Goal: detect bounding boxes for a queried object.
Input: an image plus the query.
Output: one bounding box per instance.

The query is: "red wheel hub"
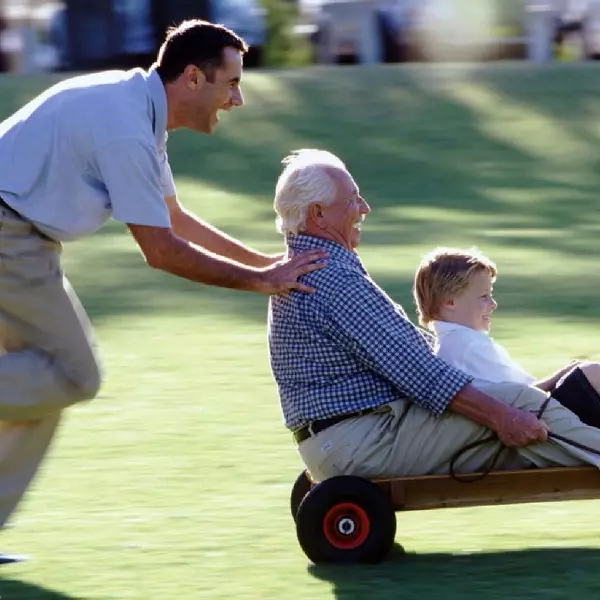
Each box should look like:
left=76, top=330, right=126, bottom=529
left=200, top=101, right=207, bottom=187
left=323, top=502, right=370, bottom=550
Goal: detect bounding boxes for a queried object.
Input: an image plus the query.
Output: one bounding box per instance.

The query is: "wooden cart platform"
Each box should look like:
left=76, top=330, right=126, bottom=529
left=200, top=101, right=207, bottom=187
left=374, top=466, right=600, bottom=511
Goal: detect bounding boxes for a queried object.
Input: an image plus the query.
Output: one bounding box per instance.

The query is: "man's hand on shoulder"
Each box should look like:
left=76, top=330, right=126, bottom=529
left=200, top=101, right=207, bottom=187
left=254, top=250, right=328, bottom=295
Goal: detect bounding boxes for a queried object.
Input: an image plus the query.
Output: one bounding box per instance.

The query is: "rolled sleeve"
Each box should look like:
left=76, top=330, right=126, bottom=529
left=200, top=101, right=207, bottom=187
left=323, top=274, right=472, bottom=415
left=93, top=137, right=171, bottom=228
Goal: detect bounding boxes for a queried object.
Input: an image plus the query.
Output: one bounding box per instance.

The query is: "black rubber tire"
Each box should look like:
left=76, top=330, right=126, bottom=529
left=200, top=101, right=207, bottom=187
left=290, top=470, right=313, bottom=522
left=295, top=476, right=396, bottom=564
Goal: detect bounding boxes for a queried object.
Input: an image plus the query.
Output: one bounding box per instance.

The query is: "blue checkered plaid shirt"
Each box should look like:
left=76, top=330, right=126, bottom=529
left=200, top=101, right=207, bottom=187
left=268, top=234, right=472, bottom=431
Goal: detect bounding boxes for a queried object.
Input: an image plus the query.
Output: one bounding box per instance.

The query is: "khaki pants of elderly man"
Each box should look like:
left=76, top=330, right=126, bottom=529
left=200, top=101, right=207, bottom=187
left=298, top=381, right=600, bottom=482
left=0, top=203, right=101, bottom=528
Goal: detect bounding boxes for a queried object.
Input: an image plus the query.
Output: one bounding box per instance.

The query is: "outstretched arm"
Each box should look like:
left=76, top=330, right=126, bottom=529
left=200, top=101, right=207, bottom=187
left=165, top=195, right=282, bottom=268
left=128, top=224, right=325, bottom=295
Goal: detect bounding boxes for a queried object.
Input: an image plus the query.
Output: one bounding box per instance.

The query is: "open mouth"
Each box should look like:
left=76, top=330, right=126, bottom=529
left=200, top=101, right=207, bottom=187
left=353, top=218, right=365, bottom=230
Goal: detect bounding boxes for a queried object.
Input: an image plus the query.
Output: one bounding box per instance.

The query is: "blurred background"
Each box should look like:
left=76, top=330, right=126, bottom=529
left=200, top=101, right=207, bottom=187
left=1, top=0, right=600, bottom=73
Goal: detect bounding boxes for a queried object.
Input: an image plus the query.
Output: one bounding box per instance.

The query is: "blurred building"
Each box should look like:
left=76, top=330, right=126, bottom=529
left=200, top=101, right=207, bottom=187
left=305, top=0, right=600, bottom=64
left=0, top=0, right=266, bottom=72
left=1, top=0, right=600, bottom=72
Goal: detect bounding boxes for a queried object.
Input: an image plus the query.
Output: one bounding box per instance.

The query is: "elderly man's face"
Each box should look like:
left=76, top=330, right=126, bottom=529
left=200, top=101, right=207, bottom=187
left=315, top=168, right=370, bottom=250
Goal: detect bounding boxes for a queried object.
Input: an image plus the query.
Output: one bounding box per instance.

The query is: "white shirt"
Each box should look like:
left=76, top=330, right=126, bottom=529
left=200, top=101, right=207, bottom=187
left=431, top=321, right=536, bottom=387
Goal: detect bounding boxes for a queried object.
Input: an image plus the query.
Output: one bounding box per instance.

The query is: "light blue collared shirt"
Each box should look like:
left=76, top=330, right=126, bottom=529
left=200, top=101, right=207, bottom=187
left=0, top=68, right=174, bottom=241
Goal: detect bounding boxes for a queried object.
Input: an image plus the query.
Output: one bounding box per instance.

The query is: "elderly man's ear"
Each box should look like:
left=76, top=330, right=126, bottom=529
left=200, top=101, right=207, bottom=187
left=308, top=204, right=324, bottom=225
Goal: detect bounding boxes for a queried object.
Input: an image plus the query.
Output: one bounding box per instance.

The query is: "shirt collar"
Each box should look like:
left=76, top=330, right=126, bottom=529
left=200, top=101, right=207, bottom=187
left=145, top=67, right=168, bottom=147
left=286, top=233, right=367, bottom=273
left=431, top=320, right=488, bottom=338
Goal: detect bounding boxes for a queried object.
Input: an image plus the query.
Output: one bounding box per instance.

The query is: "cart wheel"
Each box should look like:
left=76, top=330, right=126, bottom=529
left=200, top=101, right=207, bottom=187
left=290, top=470, right=313, bottom=522
left=296, top=476, right=396, bottom=564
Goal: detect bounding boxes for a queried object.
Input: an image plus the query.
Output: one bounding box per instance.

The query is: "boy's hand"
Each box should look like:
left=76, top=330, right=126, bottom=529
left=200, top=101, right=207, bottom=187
left=550, top=359, right=581, bottom=388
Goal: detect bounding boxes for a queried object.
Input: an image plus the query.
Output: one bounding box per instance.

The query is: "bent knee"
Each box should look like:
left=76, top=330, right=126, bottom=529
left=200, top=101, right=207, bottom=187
left=68, top=359, right=102, bottom=401
left=580, top=362, right=600, bottom=390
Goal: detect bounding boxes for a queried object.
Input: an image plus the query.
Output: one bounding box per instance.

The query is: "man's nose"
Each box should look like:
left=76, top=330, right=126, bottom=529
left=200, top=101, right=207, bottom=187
left=360, top=198, right=371, bottom=214
left=232, top=87, right=244, bottom=107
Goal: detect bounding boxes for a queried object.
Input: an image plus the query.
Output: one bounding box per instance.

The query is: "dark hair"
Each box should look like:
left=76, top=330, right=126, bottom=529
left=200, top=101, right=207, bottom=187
left=155, top=20, right=248, bottom=83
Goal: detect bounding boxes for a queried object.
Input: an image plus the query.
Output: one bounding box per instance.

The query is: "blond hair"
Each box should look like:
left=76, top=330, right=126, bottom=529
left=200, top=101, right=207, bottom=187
left=413, top=247, right=497, bottom=329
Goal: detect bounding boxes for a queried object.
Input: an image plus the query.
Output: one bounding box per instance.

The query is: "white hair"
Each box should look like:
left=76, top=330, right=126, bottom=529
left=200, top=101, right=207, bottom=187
left=273, top=149, right=347, bottom=235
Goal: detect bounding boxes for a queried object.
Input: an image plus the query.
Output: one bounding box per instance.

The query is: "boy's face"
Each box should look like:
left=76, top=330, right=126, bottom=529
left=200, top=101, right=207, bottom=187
left=445, top=269, right=497, bottom=332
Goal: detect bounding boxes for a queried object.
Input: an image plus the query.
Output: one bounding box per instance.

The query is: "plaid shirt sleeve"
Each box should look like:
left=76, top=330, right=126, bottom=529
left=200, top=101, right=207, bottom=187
left=321, top=272, right=472, bottom=416
left=417, top=327, right=436, bottom=350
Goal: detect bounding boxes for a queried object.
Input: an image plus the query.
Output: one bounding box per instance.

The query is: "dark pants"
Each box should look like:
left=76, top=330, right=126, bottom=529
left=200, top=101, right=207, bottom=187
left=552, top=367, right=600, bottom=428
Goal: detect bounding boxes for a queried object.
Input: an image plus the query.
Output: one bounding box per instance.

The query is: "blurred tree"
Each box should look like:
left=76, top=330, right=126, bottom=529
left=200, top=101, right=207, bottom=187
left=260, top=0, right=312, bottom=66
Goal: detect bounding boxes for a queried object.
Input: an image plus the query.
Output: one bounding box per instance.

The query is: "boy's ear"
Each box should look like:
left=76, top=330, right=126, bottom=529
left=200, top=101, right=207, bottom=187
left=441, top=297, right=455, bottom=310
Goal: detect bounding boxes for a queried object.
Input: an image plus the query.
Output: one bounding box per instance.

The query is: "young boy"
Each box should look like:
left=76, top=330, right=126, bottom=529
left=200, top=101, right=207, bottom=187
left=413, top=247, right=600, bottom=427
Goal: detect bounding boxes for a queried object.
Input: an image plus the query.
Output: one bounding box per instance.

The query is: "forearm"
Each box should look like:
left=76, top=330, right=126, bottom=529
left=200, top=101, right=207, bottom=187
left=171, top=208, right=277, bottom=268
left=144, top=228, right=262, bottom=291
left=448, top=383, right=513, bottom=430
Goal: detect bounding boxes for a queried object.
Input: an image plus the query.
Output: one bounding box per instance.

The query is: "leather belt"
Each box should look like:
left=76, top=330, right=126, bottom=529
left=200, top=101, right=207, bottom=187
left=293, top=405, right=390, bottom=444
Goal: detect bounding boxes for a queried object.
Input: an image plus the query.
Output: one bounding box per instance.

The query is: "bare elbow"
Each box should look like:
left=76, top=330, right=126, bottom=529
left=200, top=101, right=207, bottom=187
left=144, top=248, right=165, bottom=270
left=127, top=224, right=174, bottom=272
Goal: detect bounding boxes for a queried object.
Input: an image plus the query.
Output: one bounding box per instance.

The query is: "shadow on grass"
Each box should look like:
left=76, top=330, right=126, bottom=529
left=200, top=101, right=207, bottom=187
left=0, top=578, right=84, bottom=600
left=309, top=545, right=600, bottom=599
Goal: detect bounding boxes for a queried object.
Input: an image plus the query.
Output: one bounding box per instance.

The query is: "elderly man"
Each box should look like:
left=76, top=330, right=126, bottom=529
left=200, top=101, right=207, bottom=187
left=268, top=149, right=600, bottom=483
left=0, top=20, right=325, bottom=561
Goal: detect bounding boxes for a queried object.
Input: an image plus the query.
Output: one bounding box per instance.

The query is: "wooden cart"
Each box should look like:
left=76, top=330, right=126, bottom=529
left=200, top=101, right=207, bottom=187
left=290, top=466, right=600, bottom=564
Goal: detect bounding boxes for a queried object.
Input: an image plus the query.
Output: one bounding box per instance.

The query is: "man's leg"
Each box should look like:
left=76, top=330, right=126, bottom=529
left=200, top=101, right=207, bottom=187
left=297, top=400, right=526, bottom=482
left=0, top=206, right=102, bottom=420
left=388, top=382, right=600, bottom=475
left=0, top=206, right=102, bottom=526
left=477, top=381, right=600, bottom=469
left=0, top=414, right=61, bottom=528
left=0, top=333, right=64, bottom=530
left=298, top=383, right=600, bottom=482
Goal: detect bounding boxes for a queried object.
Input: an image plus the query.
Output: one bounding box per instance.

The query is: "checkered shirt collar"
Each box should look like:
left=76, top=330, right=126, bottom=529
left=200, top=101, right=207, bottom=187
left=285, top=233, right=368, bottom=274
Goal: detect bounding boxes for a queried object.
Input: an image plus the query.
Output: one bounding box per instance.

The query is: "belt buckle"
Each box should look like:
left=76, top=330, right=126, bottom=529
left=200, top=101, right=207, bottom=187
left=307, top=421, right=316, bottom=438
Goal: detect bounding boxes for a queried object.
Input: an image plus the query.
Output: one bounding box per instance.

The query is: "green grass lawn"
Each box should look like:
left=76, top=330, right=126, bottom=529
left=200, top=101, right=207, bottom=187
left=0, top=62, right=600, bottom=599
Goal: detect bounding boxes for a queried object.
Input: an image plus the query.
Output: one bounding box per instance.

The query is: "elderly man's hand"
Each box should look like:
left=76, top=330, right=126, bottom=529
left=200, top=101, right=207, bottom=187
left=494, top=406, right=548, bottom=447
left=256, top=250, right=327, bottom=294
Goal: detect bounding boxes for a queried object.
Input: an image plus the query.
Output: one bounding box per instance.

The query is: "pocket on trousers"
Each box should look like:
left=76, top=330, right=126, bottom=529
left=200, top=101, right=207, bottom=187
left=317, top=442, right=354, bottom=478
left=2, top=254, right=61, bottom=287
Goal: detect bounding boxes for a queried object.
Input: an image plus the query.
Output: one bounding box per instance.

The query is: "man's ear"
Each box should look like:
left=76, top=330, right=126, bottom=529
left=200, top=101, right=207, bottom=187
left=182, top=65, right=206, bottom=91
left=308, top=204, right=323, bottom=223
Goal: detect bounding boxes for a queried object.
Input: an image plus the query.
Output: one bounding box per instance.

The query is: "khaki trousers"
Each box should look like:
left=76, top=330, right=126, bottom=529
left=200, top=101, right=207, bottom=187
left=0, top=204, right=102, bottom=527
left=298, top=382, right=600, bottom=483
